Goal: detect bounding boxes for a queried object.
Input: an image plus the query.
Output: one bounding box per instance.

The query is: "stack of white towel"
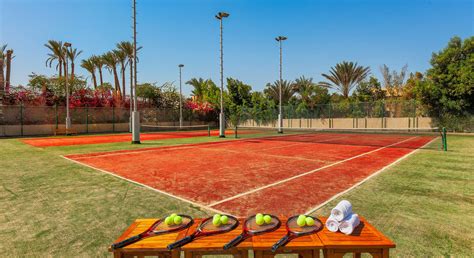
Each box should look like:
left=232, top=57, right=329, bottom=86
left=325, top=200, right=360, bottom=235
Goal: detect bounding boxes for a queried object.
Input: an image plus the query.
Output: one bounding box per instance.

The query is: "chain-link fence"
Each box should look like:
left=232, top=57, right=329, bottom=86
left=237, top=100, right=473, bottom=132
left=0, top=105, right=217, bottom=137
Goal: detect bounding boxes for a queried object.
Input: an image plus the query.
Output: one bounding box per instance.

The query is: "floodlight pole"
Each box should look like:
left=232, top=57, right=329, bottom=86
left=216, top=12, right=229, bottom=138
left=64, top=42, right=72, bottom=134
left=178, top=64, right=184, bottom=128
left=275, top=36, right=287, bottom=134
left=131, top=0, right=140, bottom=144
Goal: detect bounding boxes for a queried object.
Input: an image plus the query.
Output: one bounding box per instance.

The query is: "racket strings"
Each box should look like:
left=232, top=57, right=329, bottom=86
left=287, top=216, right=323, bottom=234
left=153, top=216, right=193, bottom=233
left=199, top=217, right=239, bottom=233
left=246, top=216, right=280, bottom=234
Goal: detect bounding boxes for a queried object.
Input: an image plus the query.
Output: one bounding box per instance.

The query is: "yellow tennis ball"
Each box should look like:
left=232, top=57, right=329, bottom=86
left=256, top=216, right=265, bottom=226
left=305, top=217, right=315, bottom=226
left=256, top=213, right=264, bottom=220
left=220, top=215, right=229, bottom=225
left=297, top=215, right=306, bottom=227
left=174, top=215, right=183, bottom=225
left=169, top=213, right=177, bottom=220
left=165, top=216, right=174, bottom=226
left=263, top=215, right=272, bottom=224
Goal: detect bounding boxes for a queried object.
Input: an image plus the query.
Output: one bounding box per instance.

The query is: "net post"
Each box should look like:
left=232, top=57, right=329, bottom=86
left=235, top=125, right=238, bottom=138
left=442, top=127, right=447, bottom=151
left=208, top=124, right=211, bottom=137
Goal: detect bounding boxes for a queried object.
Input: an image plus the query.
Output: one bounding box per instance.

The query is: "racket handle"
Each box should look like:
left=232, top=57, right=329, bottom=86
left=111, top=235, right=142, bottom=249
left=223, top=234, right=244, bottom=250
left=167, top=235, right=193, bottom=250
left=271, top=235, right=290, bottom=252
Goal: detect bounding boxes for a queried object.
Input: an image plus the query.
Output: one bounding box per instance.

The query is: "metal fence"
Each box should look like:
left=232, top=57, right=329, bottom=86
left=0, top=105, right=216, bottom=137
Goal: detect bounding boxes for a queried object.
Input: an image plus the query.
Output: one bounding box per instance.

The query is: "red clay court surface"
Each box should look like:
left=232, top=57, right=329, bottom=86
left=22, top=129, right=253, bottom=147
left=65, top=133, right=437, bottom=216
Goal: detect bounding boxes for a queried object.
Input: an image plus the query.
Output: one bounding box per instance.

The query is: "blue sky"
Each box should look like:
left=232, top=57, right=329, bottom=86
left=1, top=0, right=472, bottom=96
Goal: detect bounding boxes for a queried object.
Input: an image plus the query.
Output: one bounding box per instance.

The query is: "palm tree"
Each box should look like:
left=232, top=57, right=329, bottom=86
left=66, top=48, right=82, bottom=81
left=113, top=49, right=128, bottom=99
left=102, top=51, right=121, bottom=96
left=81, top=58, right=97, bottom=89
left=264, top=80, right=295, bottom=105
left=319, top=61, right=370, bottom=98
left=293, top=76, right=317, bottom=108
left=186, top=78, right=209, bottom=101
left=116, top=41, right=142, bottom=104
left=45, top=40, right=65, bottom=78
left=5, top=49, right=13, bottom=94
left=0, top=44, right=6, bottom=96
left=91, top=55, right=104, bottom=86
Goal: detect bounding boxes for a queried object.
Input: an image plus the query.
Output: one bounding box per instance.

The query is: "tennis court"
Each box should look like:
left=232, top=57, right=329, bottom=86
left=64, top=129, right=439, bottom=216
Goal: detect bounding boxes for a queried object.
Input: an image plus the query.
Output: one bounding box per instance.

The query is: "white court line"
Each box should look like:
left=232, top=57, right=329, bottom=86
left=304, top=136, right=439, bottom=215
left=61, top=155, right=229, bottom=216
left=208, top=136, right=419, bottom=207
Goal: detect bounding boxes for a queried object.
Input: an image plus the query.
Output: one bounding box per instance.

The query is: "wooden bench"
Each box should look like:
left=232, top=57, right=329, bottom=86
left=109, top=216, right=395, bottom=258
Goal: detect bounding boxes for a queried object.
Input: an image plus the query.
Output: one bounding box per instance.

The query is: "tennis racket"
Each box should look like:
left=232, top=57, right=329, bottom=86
left=167, top=215, right=239, bottom=250
left=223, top=214, right=281, bottom=250
left=271, top=215, right=323, bottom=252
left=111, top=215, right=194, bottom=250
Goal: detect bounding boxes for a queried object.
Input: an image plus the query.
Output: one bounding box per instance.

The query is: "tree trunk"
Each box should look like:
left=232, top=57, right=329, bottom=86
left=98, top=67, right=103, bottom=86
left=121, top=63, right=126, bottom=102
left=0, top=57, right=4, bottom=97
left=71, top=61, right=75, bottom=81
left=91, top=72, right=97, bottom=89
left=113, top=67, right=121, bottom=97
left=59, top=59, right=63, bottom=78
left=5, top=50, right=12, bottom=94
left=63, top=61, right=67, bottom=80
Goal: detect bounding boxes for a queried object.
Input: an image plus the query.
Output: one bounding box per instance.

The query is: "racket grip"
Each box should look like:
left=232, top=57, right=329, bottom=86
left=223, top=234, right=244, bottom=250
left=271, top=235, right=290, bottom=252
left=167, top=235, right=193, bottom=250
left=111, top=235, right=141, bottom=249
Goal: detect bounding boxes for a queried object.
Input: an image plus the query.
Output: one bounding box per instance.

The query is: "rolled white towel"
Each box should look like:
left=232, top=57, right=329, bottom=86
left=325, top=215, right=340, bottom=232
left=339, top=213, right=360, bottom=235
left=331, top=200, right=353, bottom=222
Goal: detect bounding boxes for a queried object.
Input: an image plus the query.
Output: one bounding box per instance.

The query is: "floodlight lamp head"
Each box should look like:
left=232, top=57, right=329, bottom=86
left=275, top=36, right=287, bottom=42
left=179, top=64, right=184, bottom=68
left=216, top=12, right=230, bottom=19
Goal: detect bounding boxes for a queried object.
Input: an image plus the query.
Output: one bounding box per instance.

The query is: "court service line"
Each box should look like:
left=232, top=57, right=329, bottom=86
left=208, top=136, right=419, bottom=207
left=61, top=155, right=230, bottom=216
left=304, top=136, right=440, bottom=215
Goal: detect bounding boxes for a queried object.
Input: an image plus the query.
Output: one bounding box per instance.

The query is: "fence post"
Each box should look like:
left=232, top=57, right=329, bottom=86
left=86, top=105, right=89, bottom=134
left=55, top=103, right=58, bottom=129
left=442, top=127, right=447, bottom=151
left=381, top=101, right=385, bottom=128
left=112, top=106, right=115, bottom=132
left=328, top=103, right=332, bottom=128
left=20, top=103, right=24, bottom=136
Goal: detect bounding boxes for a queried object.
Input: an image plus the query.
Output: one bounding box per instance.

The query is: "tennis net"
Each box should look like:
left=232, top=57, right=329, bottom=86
left=141, top=124, right=212, bottom=137
left=233, top=126, right=447, bottom=151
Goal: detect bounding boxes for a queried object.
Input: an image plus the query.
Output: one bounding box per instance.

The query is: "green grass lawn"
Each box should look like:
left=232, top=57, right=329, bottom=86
left=0, top=134, right=473, bottom=256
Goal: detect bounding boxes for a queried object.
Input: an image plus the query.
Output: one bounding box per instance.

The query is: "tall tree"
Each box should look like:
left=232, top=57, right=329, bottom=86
left=80, top=58, right=98, bottom=89
left=380, top=64, right=408, bottom=98
left=319, top=61, right=370, bottom=98
left=5, top=49, right=13, bottom=94
left=293, top=76, right=330, bottom=109
left=91, top=55, right=104, bottom=86
left=0, top=44, right=6, bottom=96
left=353, top=76, right=384, bottom=102
left=66, top=48, right=82, bottom=81
left=45, top=40, right=65, bottom=78
left=113, top=49, right=128, bottom=99
left=264, top=80, right=295, bottom=105
left=414, top=36, right=474, bottom=116
left=116, top=41, right=142, bottom=105
left=186, top=78, right=208, bottom=101
left=102, top=52, right=121, bottom=96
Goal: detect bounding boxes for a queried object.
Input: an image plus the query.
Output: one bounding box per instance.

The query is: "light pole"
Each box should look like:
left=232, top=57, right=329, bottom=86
left=215, top=11, right=229, bottom=138
left=131, top=0, right=140, bottom=144
left=275, top=36, right=287, bottom=134
left=64, top=42, right=72, bottom=134
left=178, top=64, right=184, bottom=128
